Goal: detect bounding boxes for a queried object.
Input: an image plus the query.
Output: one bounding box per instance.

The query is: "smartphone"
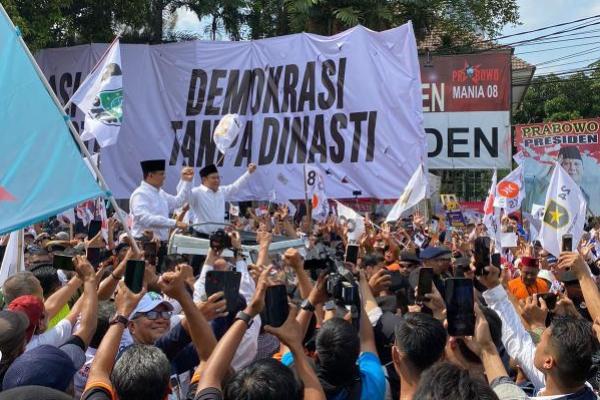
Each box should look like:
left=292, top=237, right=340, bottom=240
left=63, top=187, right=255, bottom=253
left=125, top=259, right=145, bottom=294
left=445, top=278, right=475, bottom=337
left=454, top=265, right=467, bottom=278
left=303, top=259, right=328, bottom=270
left=205, top=270, right=242, bottom=314
left=345, top=244, right=359, bottom=264
left=474, top=236, right=491, bottom=276
left=53, top=253, right=75, bottom=271
left=417, top=267, right=434, bottom=302
left=143, top=241, right=158, bottom=266
left=387, top=270, right=405, bottom=292
left=539, top=292, right=558, bottom=310
left=86, top=247, right=101, bottom=268
left=562, top=234, right=573, bottom=252
left=260, top=284, right=289, bottom=328
left=87, top=220, right=102, bottom=239
left=491, top=253, right=501, bottom=269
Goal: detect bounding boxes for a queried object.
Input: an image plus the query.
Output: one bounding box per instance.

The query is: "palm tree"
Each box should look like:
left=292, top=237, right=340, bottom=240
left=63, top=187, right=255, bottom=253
left=171, top=0, right=246, bottom=40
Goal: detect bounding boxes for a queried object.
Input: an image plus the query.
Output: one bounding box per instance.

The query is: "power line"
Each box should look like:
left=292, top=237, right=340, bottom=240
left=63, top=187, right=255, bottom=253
left=513, top=66, right=600, bottom=84
left=513, top=73, right=598, bottom=86
left=531, top=65, right=600, bottom=77
left=515, top=30, right=600, bottom=46
left=535, top=44, right=600, bottom=66
left=442, top=19, right=600, bottom=56
left=503, top=19, right=600, bottom=48
left=516, top=40, right=600, bottom=55
left=513, top=73, right=600, bottom=87
left=480, top=14, right=600, bottom=42
left=537, top=57, right=600, bottom=69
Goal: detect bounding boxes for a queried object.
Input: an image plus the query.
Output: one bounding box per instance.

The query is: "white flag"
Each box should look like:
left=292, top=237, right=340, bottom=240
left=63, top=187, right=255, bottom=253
left=531, top=204, right=545, bottom=220
left=483, top=170, right=502, bottom=250
left=213, top=114, right=241, bottom=154
left=335, top=201, right=365, bottom=242
left=229, top=204, right=240, bottom=217
left=305, top=166, right=330, bottom=222
left=284, top=200, right=297, bottom=218
left=0, top=230, right=24, bottom=287
left=385, top=164, right=427, bottom=223
left=540, top=163, right=587, bottom=257
left=96, top=198, right=109, bottom=242
left=76, top=200, right=95, bottom=226
left=513, top=151, right=526, bottom=166
left=71, top=39, right=123, bottom=147
left=268, top=189, right=277, bottom=202
left=57, top=208, right=76, bottom=225
left=494, top=165, right=525, bottom=214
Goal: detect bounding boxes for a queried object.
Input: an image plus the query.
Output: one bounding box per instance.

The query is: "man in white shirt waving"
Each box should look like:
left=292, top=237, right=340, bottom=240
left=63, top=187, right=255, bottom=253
left=189, top=163, right=257, bottom=235
left=130, top=159, right=194, bottom=269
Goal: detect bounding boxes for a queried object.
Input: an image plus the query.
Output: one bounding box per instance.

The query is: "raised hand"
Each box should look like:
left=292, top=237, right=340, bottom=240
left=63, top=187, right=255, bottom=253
left=198, top=292, right=228, bottom=320
left=181, top=166, right=194, bottom=181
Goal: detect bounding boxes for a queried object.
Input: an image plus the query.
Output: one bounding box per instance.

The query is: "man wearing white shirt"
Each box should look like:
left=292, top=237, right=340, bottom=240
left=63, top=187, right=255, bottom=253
left=130, top=159, right=193, bottom=270
left=480, top=264, right=598, bottom=399
left=130, top=159, right=193, bottom=239
left=189, top=163, right=257, bottom=235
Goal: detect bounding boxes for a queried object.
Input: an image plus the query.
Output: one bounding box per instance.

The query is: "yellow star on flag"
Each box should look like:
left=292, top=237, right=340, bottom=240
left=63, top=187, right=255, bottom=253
left=543, top=200, right=569, bottom=229
left=549, top=209, right=563, bottom=224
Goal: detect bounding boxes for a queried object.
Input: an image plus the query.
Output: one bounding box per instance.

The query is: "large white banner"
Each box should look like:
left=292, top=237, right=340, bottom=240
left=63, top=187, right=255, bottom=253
left=37, top=24, right=425, bottom=201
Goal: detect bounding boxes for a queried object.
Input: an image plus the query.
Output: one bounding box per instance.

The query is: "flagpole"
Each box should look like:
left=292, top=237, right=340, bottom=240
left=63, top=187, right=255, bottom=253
left=1, top=6, right=141, bottom=254
left=62, top=35, right=121, bottom=112
left=303, top=164, right=312, bottom=233
left=16, top=229, right=24, bottom=273
left=216, top=152, right=225, bottom=166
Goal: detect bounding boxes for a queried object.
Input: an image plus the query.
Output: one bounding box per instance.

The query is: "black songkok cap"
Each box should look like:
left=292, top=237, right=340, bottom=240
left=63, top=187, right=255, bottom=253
left=140, top=159, right=166, bottom=174
left=199, top=164, right=218, bottom=178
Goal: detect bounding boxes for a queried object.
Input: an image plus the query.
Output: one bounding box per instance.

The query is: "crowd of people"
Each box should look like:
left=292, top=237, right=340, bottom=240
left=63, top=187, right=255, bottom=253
left=2, top=160, right=600, bottom=400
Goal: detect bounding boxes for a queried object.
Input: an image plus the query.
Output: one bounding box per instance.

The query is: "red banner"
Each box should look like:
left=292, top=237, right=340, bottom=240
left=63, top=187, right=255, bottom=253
left=420, top=52, right=511, bottom=112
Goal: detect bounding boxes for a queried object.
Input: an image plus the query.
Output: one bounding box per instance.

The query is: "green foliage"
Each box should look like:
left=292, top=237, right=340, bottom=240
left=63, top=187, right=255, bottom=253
left=514, top=68, right=600, bottom=123
left=3, top=0, right=175, bottom=51
left=3, top=0, right=72, bottom=51
left=281, top=0, right=518, bottom=39
left=3, top=0, right=520, bottom=50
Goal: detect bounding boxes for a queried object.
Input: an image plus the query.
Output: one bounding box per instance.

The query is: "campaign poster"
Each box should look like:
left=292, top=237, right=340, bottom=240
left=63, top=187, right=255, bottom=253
left=514, top=118, right=600, bottom=215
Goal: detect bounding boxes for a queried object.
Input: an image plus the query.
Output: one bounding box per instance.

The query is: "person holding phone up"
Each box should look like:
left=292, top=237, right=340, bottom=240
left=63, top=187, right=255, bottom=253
left=193, top=230, right=262, bottom=371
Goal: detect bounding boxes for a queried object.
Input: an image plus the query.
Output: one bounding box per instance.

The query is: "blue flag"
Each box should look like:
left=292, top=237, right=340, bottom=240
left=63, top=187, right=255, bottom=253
left=0, top=7, right=106, bottom=235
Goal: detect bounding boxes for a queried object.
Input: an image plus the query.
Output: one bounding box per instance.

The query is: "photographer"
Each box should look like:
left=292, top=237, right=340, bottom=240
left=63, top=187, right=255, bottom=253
left=280, top=269, right=385, bottom=400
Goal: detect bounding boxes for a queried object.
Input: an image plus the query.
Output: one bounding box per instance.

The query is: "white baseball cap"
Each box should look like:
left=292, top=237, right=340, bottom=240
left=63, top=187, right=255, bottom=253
left=130, top=292, right=173, bottom=318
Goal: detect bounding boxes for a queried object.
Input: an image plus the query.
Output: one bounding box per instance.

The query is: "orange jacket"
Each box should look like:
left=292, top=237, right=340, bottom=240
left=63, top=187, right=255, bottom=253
left=508, top=277, right=549, bottom=300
